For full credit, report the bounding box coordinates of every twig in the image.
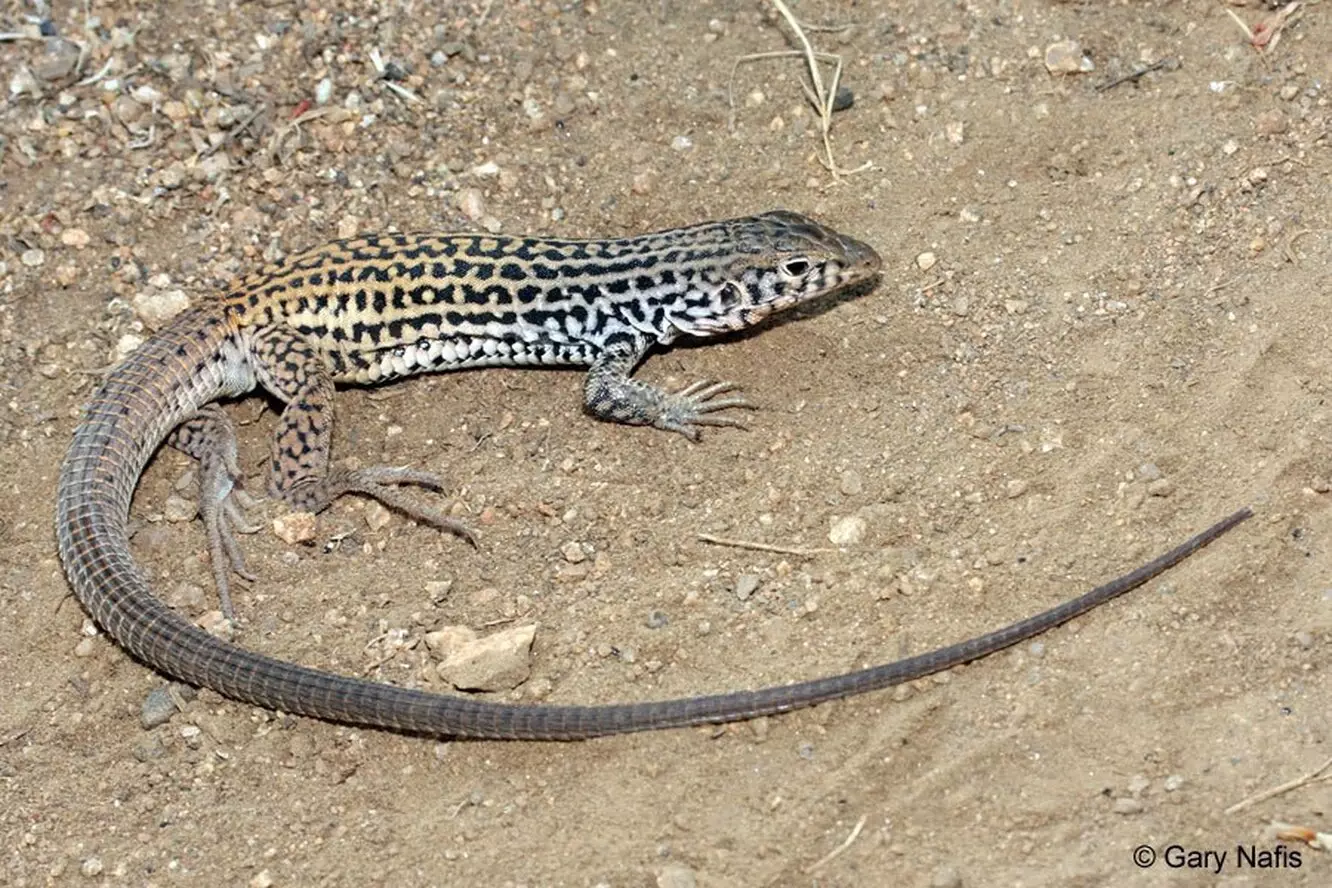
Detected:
[804,814,868,873]
[1282,228,1315,265]
[728,2,870,180]
[696,533,832,557]
[1224,755,1332,815]
[1095,57,1175,93]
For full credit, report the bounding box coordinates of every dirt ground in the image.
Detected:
[2,0,1330,884]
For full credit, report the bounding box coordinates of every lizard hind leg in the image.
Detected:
[249,325,476,548]
[167,403,262,618]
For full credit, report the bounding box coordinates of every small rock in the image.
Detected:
[1293,630,1315,650]
[364,502,392,531]
[140,684,196,729]
[60,228,90,249]
[458,188,486,221]
[930,866,963,888]
[1255,109,1287,135]
[20,249,45,268]
[915,250,937,271]
[197,611,234,642]
[437,623,537,691]
[315,77,333,105]
[250,871,276,888]
[424,579,454,602]
[132,288,191,329]
[1112,797,1144,815]
[734,573,761,601]
[828,515,867,547]
[424,624,477,658]
[839,470,863,496]
[164,582,207,615]
[33,39,81,81]
[1044,40,1094,75]
[1137,463,1162,482]
[560,541,586,564]
[132,734,167,762]
[670,135,693,151]
[646,610,669,629]
[1128,774,1151,795]
[1146,478,1174,498]
[1005,479,1028,498]
[831,85,854,112]
[163,494,196,523]
[657,864,698,888]
[80,857,104,877]
[273,511,318,544]
[73,636,97,657]
[114,334,145,361]
[1164,774,1185,792]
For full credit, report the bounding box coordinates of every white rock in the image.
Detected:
[828,515,867,547]
[437,623,536,691]
[132,288,190,329]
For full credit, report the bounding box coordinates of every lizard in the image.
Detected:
[55,209,1252,740]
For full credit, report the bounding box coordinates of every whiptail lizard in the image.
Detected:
[56,210,1251,740]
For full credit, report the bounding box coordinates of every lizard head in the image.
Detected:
[667,210,881,338]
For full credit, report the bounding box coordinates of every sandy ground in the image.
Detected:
[2,0,1330,885]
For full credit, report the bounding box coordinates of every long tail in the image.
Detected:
[56,313,1253,740]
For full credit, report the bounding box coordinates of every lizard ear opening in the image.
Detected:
[779,257,811,278]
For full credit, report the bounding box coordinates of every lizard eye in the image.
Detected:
[719,280,745,309]
[779,257,811,278]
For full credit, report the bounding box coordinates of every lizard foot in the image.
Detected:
[327,466,478,547]
[655,380,754,441]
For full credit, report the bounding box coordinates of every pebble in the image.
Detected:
[163,494,196,523]
[670,135,693,151]
[930,866,963,888]
[1127,774,1150,795]
[458,188,487,221]
[1146,478,1174,498]
[1293,630,1314,650]
[364,502,392,531]
[315,77,333,105]
[1164,774,1185,792]
[250,871,276,888]
[80,857,104,877]
[1255,109,1287,135]
[646,610,669,629]
[735,574,761,600]
[915,251,937,271]
[828,514,867,547]
[197,611,235,642]
[1137,463,1161,482]
[132,734,167,762]
[425,624,477,658]
[1112,797,1144,815]
[656,865,697,888]
[561,541,587,564]
[33,39,81,81]
[73,636,97,657]
[60,228,90,248]
[20,248,45,267]
[140,684,195,729]
[424,578,454,603]
[831,85,854,112]
[272,511,318,544]
[436,623,536,691]
[132,288,190,329]
[1044,40,1094,74]
[839,470,863,496]
[1005,479,1028,498]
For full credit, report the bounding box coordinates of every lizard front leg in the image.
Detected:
[583,339,754,441]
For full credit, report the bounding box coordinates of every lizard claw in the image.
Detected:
[656,379,754,440]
